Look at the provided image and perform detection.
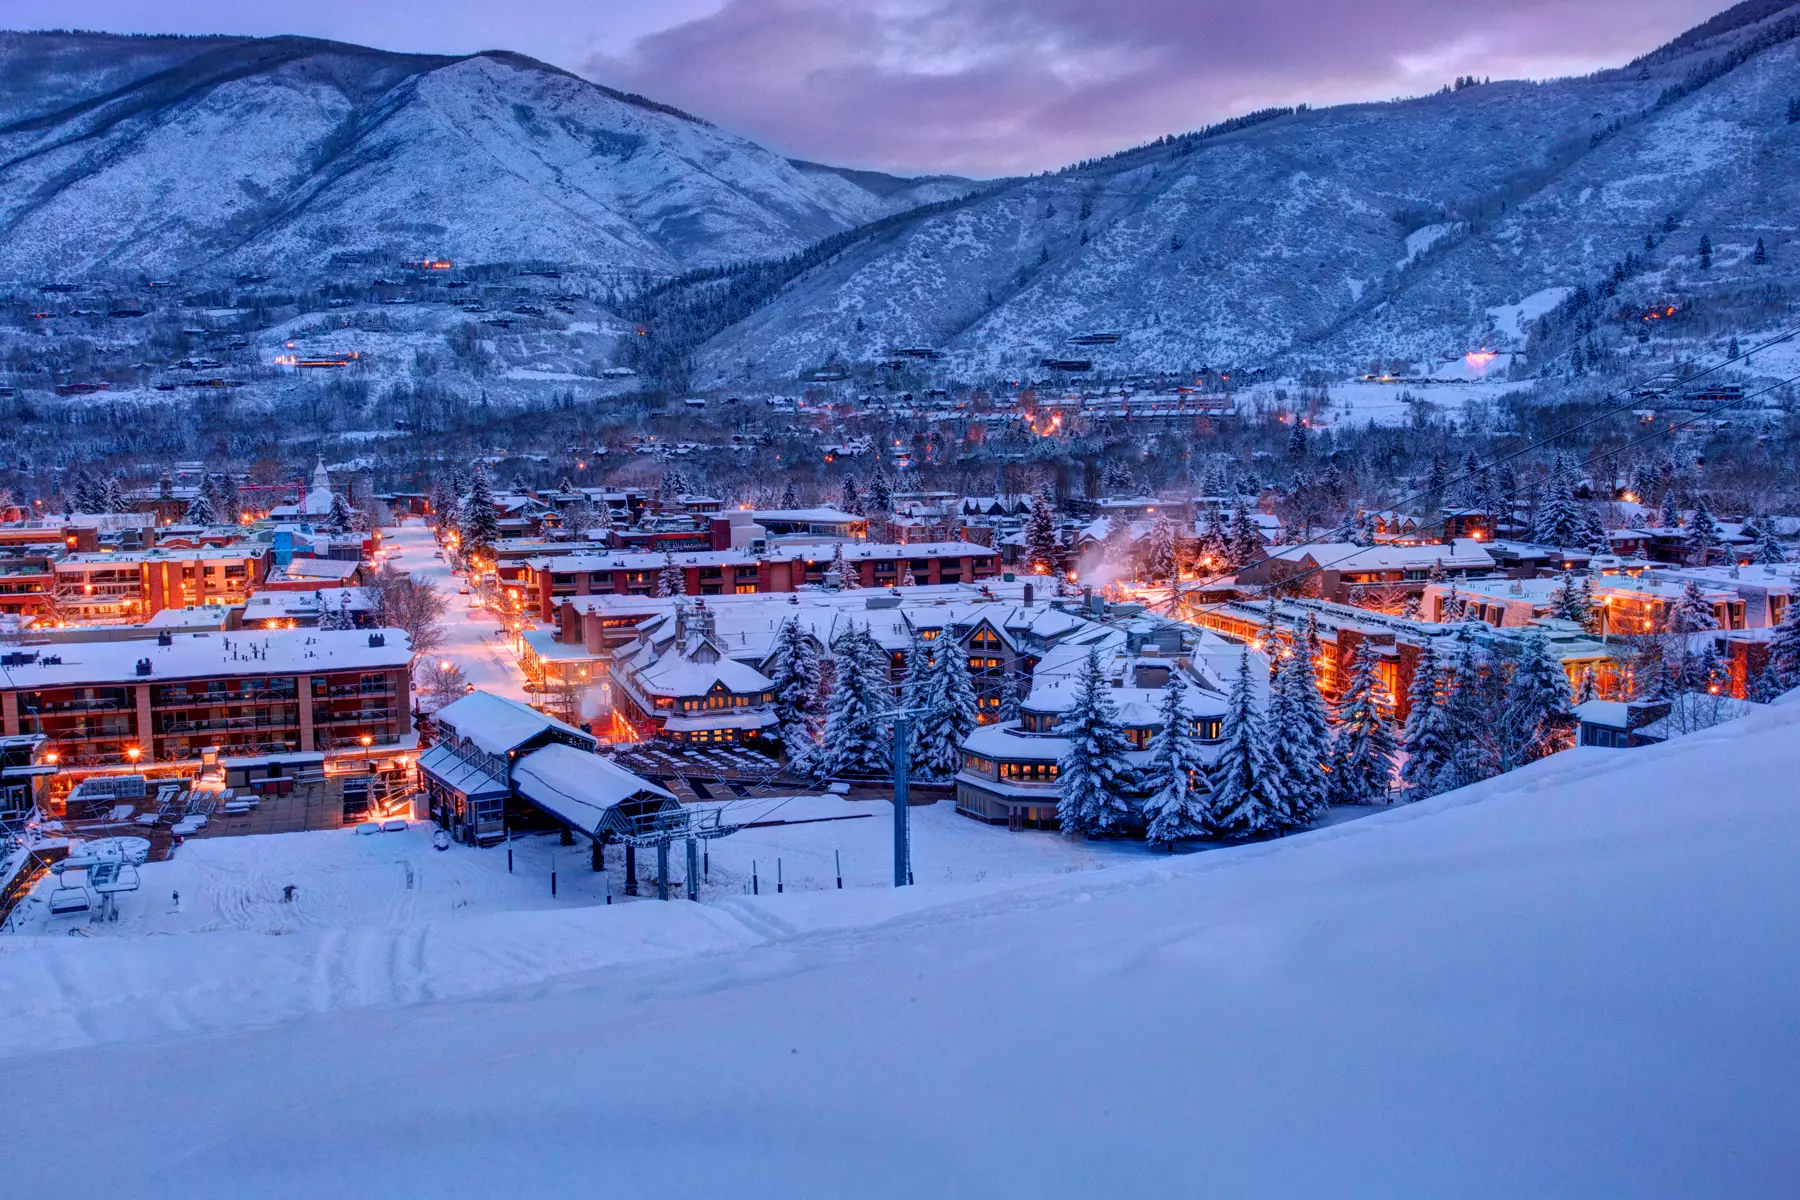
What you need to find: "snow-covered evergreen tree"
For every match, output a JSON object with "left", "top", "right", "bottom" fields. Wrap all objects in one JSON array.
[
  {"left": 1330, "top": 643, "right": 1397, "bottom": 804},
  {"left": 1023, "top": 496, "right": 1060, "bottom": 575},
  {"left": 1752, "top": 518, "right": 1785, "bottom": 565},
  {"left": 767, "top": 617, "right": 822, "bottom": 764},
  {"left": 1398, "top": 642, "right": 1451, "bottom": 798},
  {"left": 183, "top": 491, "right": 217, "bottom": 525},
  {"left": 1500, "top": 633, "right": 1572, "bottom": 770},
  {"left": 1265, "top": 650, "right": 1328, "bottom": 829},
  {"left": 839, "top": 477, "right": 862, "bottom": 515},
  {"left": 1279, "top": 618, "right": 1334, "bottom": 822},
  {"left": 459, "top": 467, "right": 499, "bottom": 557},
  {"left": 780, "top": 483, "right": 799, "bottom": 509},
  {"left": 324, "top": 491, "right": 356, "bottom": 534},
  {"left": 816, "top": 625, "right": 892, "bottom": 778},
  {"left": 1768, "top": 600, "right": 1800, "bottom": 690},
  {"left": 1665, "top": 579, "right": 1720, "bottom": 634},
  {"left": 1229, "top": 502, "right": 1263, "bottom": 568},
  {"left": 1547, "top": 570, "right": 1592, "bottom": 626},
  {"left": 867, "top": 469, "right": 893, "bottom": 514},
  {"left": 656, "top": 552, "right": 686, "bottom": 598},
  {"left": 1055, "top": 648, "right": 1136, "bottom": 836},
  {"left": 1658, "top": 488, "right": 1681, "bottom": 529},
  {"left": 99, "top": 475, "right": 127, "bottom": 515},
  {"left": 1686, "top": 498, "right": 1721, "bottom": 564},
  {"left": 828, "top": 542, "right": 862, "bottom": 589},
  {"left": 1204, "top": 650, "right": 1278, "bottom": 839},
  {"left": 1435, "top": 646, "right": 1500, "bottom": 792},
  {"left": 428, "top": 478, "right": 456, "bottom": 533},
  {"left": 1144, "top": 515, "right": 1177, "bottom": 582},
  {"left": 1143, "top": 672, "right": 1212, "bottom": 846},
  {"left": 913, "top": 633, "right": 978, "bottom": 781},
  {"left": 318, "top": 592, "right": 357, "bottom": 631},
  {"left": 1530, "top": 456, "right": 1582, "bottom": 547}
]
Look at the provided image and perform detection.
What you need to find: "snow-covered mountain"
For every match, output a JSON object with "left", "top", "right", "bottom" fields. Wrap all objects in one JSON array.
[
  {"left": 682, "top": 0, "right": 1800, "bottom": 382},
  {"left": 0, "top": 32, "right": 968, "bottom": 281}
]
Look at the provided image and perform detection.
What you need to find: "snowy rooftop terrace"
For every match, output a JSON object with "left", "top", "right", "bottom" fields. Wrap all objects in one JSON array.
[{"left": 0, "top": 627, "right": 413, "bottom": 688}]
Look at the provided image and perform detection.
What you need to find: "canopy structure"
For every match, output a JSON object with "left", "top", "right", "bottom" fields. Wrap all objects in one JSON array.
[{"left": 511, "top": 743, "right": 683, "bottom": 842}]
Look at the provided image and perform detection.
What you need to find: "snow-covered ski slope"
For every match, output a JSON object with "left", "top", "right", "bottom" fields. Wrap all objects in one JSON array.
[{"left": 3, "top": 688, "right": 1798, "bottom": 1194}]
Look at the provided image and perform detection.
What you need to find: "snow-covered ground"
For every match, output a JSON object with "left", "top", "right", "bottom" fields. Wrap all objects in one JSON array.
[
  {"left": 383, "top": 520, "right": 529, "bottom": 702},
  {"left": 3, "top": 693, "right": 1798, "bottom": 1192}
]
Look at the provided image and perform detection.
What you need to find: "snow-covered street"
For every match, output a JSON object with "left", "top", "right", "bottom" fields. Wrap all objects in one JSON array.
[{"left": 382, "top": 519, "right": 530, "bottom": 702}]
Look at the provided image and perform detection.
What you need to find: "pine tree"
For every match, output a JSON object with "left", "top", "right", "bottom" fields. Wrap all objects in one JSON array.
[
  {"left": 100, "top": 475, "right": 127, "bottom": 514},
  {"left": 1500, "top": 634, "right": 1572, "bottom": 770},
  {"left": 183, "top": 491, "right": 217, "bottom": 525},
  {"left": 1659, "top": 488, "right": 1682, "bottom": 529},
  {"left": 1229, "top": 502, "right": 1263, "bottom": 568},
  {"left": 839, "top": 477, "right": 862, "bottom": 515},
  {"left": 1575, "top": 666, "right": 1599, "bottom": 704},
  {"left": 1698, "top": 232, "right": 1712, "bottom": 269},
  {"left": 913, "top": 633, "right": 978, "bottom": 781},
  {"left": 1685, "top": 498, "right": 1721, "bottom": 564},
  {"left": 817, "top": 625, "right": 892, "bottom": 779},
  {"left": 828, "top": 542, "right": 862, "bottom": 590},
  {"left": 318, "top": 591, "right": 357, "bottom": 631},
  {"left": 1665, "top": 579, "right": 1719, "bottom": 634},
  {"left": 1144, "top": 515, "right": 1177, "bottom": 582},
  {"left": 1530, "top": 456, "right": 1582, "bottom": 547},
  {"left": 429, "top": 478, "right": 456, "bottom": 533},
  {"left": 1023, "top": 495, "right": 1060, "bottom": 575},
  {"left": 1144, "top": 672, "right": 1212, "bottom": 846},
  {"left": 1435, "top": 646, "right": 1500, "bottom": 792},
  {"left": 205, "top": 472, "right": 239, "bottom": 523},
  {"left": 767, "top": 617, "right": 822, "bottom": 763},
  {"left": 867, "top": 469, "right": 894, "bottom": 514},
  {"left": 1055, "top": 649, "right": 1136, "bottom": 836},
  {"left": 1751, "top": 518, "right": 1785, "bottom": 564},
  {"left": 1547, "top": 570, "right": 1592, "bottom": 626},
  {"left": 1330, "top": 644, "right": 1397, "bottom": 804},
  {"left": 459, "top": 467, "right": 500, "bottom": 558},
  {"left": 1204, "top": 650, "right": 1278, "bottom": 838},
  {"left": 1754, "top": 236, "right": 1767, "bottom": 265},
  {"left": 1769, "top": 601, "right": 1800, "bottom": 691},
  {"left": 325, "top": 492, "right": 356, "bottom": 535},
  {"left": 780, "top": 483, "right": 799, "bottom": 508},
  {"left": 1398, "top": 643, "right": 1451, "bottom": 798},
  {"left": 656, "top": 552, "right": 686, "bottom": 598},
  {"left": 1266, "top": 649, "right": 1329, "bottom": 829}
]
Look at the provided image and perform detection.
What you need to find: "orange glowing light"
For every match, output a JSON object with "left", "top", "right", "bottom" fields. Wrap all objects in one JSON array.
[
  {"left": 44, "top": 751, "right": 59, "bottom": 765},
  {"left": 125, "top": 746, "right": 141, "bottom": 762}
]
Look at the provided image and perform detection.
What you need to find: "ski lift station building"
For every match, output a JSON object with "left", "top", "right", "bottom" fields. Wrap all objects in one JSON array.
[{"left": 419, "top": 690, "right": 679, "bottom": 848}]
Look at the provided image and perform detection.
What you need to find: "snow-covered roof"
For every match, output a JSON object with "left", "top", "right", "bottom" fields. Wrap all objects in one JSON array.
[
  {"left": 416, "top": 742, "right": 508, "bottom": 798},
  {"left": 0, "top": 627, "right": 411, "bottom": 688},
  {"left": 634, "top": 652, "right": 773, "bottom": 699},
  {"left": 1263, "top": 540, "right": 1493, "bottom": 571},
  {"left": 433, "top": 691, "right": 594, "bottom": 756},
  {"left": 273, "top": 557, "right": 361, "bottom": 582},
  {"left": 512, "top": 743, "right": 677, "bottom": 836}
]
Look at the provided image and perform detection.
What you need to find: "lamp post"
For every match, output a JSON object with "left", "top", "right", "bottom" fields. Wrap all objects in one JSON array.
[{"left": 360, "top": 733, "right": 373, "bottom": 775}]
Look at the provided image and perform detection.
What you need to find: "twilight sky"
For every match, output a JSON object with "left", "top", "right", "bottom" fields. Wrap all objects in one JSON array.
[{"left": 18, "top": 0, "right": 1729, "bottom": 176}]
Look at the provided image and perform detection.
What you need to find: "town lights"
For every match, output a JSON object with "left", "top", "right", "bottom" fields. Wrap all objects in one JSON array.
[
  {"left": 44, "top": 751, "right": 58, "bottom": 765},
  {"left": 125, "top": 746, "right": 141, "bottom": 762}
]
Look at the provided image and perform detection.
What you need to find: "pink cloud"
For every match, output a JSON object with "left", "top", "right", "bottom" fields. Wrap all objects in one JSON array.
[{"left": 586, "top": 0, "right": 1725, "bottom": 176}]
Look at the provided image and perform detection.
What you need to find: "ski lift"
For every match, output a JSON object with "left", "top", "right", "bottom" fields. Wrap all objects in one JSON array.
[
  {"left": 47, "top": 876, "right": 91, "bottom": 916},
  {"left": 88, "top": 858, "right": 140, "bottom": 923}
]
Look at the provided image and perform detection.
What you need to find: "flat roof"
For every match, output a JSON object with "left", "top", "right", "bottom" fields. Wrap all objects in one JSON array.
[{"left": 0, "top": 627, "right": 413, "bottom": 689}]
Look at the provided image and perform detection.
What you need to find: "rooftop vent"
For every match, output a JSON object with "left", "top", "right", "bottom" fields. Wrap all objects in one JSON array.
[
  {"left": 368, "top": 633, "right": 386, "bottom": 647},
  {"left": 134, "top": 658, "right": 153, "bottom": 676}
]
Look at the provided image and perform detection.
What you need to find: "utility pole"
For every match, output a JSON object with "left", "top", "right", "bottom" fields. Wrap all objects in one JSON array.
[
  {"left": 893, "top": 713, "right": 911, "bottom": 887},
  {"left": 686, "top": 837, "right": 698, "bottom": 901}
]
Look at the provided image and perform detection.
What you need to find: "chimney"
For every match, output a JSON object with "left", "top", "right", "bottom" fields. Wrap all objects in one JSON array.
[{"left": 1022, "top": 582, "right": 1035, "bottom": 607}]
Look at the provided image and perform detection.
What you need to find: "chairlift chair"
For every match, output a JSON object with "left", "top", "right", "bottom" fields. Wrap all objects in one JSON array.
[{"left": 47, "top": 877, "right": 92, "bottom": 916}]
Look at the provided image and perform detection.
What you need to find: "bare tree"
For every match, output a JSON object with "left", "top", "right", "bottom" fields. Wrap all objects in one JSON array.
[
  {"left": 366, "top": 563, "right": 447, "bottom": 656},
  {"left": 418, "top": 658, "right": 468, "bottom": 712}
]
